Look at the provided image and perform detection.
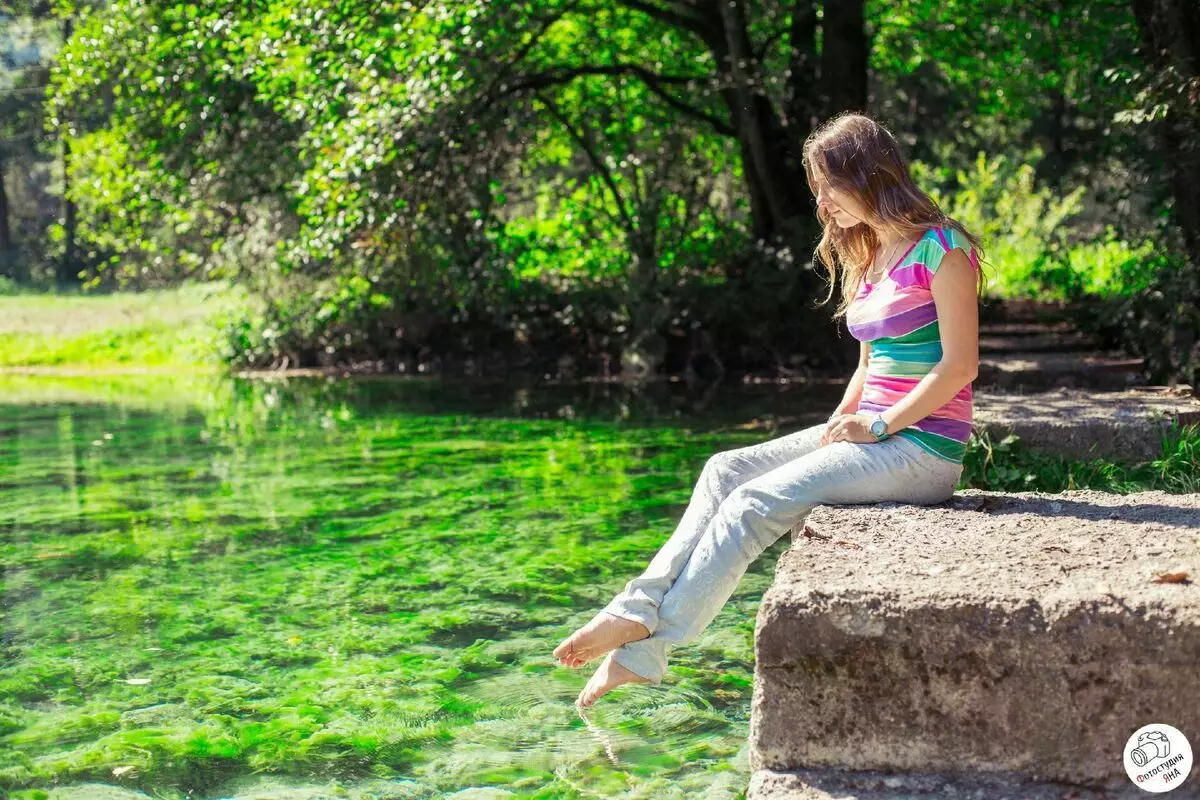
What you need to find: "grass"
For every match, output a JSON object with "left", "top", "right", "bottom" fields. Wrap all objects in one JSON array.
[
  {"left": 962, "top": 424, "right": 1200, "bottom": 494},
  {"left": 0, "top": 283, "right": 250, "bottom": 370}
]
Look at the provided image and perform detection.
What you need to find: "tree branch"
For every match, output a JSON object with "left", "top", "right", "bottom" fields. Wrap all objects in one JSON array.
[
  {"left": 504, "top": 64, "right": 734, "bottom": 136},
  {"left": 481, "top": 2, "right": 580, "bottom": 99},
  {"left": 536, "top": 92, "right": 638, "bottom": 237},
  {"left": 754, "top": 25, "right": 789, "bottom": 61},
  {"left": 616, "top": 0, "right": 712, "bottom": 37}
]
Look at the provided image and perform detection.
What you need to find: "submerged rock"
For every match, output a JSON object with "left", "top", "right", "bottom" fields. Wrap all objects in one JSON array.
[
  {"left": 48, "top": 785, "right": 155, "bottom": 800},
  {"left": 118, "top": 703, "right": 196, "bottom": 728},
  {"left": 444, "top": 789, "right": 515, "bottom": 799},
  {"left": 206, "top": 774, "right": 430, "bottom": 800}
]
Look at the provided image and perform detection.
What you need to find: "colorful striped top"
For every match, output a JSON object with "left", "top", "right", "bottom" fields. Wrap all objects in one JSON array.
[{"left": 845, "top": 225, "right": 981, "bottom": 463}]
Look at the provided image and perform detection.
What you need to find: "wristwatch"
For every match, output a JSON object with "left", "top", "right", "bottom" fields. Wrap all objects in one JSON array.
[{"left": 868, "top": 413, "right": 890, "bottom": 441}]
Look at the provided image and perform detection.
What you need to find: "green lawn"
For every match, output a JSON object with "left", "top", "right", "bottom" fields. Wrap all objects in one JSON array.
[{"left": 0, "top": 284, "right": 247, "bottom": 370}]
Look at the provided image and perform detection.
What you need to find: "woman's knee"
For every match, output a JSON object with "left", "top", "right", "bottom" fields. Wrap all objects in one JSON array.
[
  {"left": 719, "top": 483, "right": 800, "bottom": 546},
  {"left": 702, "top": 450, "right": 739, "bottom": 488}
]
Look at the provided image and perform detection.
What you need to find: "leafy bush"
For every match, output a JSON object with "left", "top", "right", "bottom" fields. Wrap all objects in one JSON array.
[
  {"left": 963, "top": 424, "right": 1200, "bottom": 494},
  {"left": 911, "top": 148, "right": 1087, "bottom": 299},
  {"left": 1070, "top": 244, "right": 1200, "bottom": 388}
]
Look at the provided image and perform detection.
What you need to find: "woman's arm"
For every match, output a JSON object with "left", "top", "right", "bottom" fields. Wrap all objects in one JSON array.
[
  {"left": 832, "top": 342, "right": 871, "bottom": 416},
  {"left": 825, "top": 247, "right": 978, "bottom": 444},
  {"left": 877, "top": 248, "right": 979, "bottom": 433},
  {"left": 820, "top": 342, "right": 870, "bottom": 446}
]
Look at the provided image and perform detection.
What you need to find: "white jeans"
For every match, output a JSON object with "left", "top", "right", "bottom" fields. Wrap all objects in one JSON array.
[{"left": 604, "top": 422, "right": 964, "bottom": 682}]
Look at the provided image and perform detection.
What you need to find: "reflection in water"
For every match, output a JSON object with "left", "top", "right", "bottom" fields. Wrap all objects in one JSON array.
[{"left": 0, "top": 374, "right": 840, "bottom": 799}]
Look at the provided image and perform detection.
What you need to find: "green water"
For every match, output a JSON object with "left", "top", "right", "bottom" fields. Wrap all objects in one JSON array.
[{"left": 0, "top": 374, "right": 842, "bottom": 800}]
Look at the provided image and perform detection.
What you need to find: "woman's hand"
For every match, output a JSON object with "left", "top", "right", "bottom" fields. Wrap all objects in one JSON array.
[
  {"left": 820, "top": 413, "right": 845, "bottom": 446},
  {"left": 820, "top": 412, "right": 878, "bottom": 445}
]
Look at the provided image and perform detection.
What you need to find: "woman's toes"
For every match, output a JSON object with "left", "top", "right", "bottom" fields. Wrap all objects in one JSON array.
[
  {"left": 552, "top": 637, "right": 575, "bottom": 664},
  {"left": 553, "top": 635, "right": 589, "bottom": 668},
  {"left": 576, "top": 653, "right": 650, "bottom": 708}
]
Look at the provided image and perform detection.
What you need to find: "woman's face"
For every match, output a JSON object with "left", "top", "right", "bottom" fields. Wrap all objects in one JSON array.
[{"left": 814, "top": 179, "right": 868, "bottom": 228}]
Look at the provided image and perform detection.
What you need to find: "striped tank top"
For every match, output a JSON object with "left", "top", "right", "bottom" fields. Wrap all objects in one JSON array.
[{"left": 845, "top": 225, "right": 981, "bottom": 463}]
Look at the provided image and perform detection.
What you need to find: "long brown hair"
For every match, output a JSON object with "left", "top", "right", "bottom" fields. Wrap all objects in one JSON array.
[{"left": 802, "top": 111, "right": 989, "bottom": 320}]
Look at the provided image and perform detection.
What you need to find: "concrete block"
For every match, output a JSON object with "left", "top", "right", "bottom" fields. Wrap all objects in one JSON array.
[
  {"left": 751, "top": 490, "right": 1200, "bottom": 794},
  {"left": 974, "top": 386, "right": 1200, "bottom": 461}
]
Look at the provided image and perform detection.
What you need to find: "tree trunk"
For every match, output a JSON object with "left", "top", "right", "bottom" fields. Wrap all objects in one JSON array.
[
  {"left": 707, "top": 0, "right": 815, "bottom": 247},
  {"left": 0, "top": 153, "right": 11, "bottom": 255},
  {"left": 786, "top": 0, "right": 821, "bottom": 131},
  {"left": 59, "top": 133, "right": 78, "bottom": 284},
  {"left": 672, "top": 0, "right": 866, "bottom": 252},
  {"left": 819, "top": 0, "right": 869, "bottom": 118},
  {"left": 57, "top": 14, "right": 79, "bottom": 285},
  {"left": 1130, "top": 0, "right": 1200, "bottom": 266}
]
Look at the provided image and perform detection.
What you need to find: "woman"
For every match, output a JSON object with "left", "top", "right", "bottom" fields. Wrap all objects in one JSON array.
[{"left": 553, "top": 111, "right": 987, "bottom": 708}]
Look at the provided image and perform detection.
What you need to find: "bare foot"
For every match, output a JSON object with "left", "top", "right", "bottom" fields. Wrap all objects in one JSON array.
[
  {"left": 577, "top": 652, "right": 651, "bottom": 708},
  {"left": 553, "top": 611, "right": 650, "bottom": 668}
]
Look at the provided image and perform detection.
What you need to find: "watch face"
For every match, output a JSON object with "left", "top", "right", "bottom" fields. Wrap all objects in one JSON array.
[{"left": 871, "top": 419, "right": 886, "bottom": 435}]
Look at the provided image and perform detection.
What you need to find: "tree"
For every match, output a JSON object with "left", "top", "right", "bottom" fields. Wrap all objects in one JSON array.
[
  {"left": 0, "top": 2, "right": 54, "bottom": 279},
  {"left": 1128, "top": 0, "right": 1200, "bottom": 266}
]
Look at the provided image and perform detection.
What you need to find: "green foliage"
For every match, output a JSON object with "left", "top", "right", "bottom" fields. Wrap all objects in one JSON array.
[
  {"left": 872, "top": 0, "right": 1141, "bottom": 125},
  {"left": 912, "top": 148, "right": 1175, "bottom": 309},
  {"left": 47, "top": 0, "right": 768, "bottom": 369},
  {"left": 962, "top": 424, "right": 1200, "bottom": 493},
  {"left": 1042, "top": 227, "right": 1158, "bottom": 299},
  {"left": 1069, "top": 244, "right": 1200, "bottom": 388},
  {"left": 913, "top": 149, "right": 1087, "bottom": 299},
  {"left": 29, "top": 0, "right": 1196, "bottom": 379}
]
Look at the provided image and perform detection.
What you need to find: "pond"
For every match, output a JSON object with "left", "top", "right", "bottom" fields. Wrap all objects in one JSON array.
[{"left": 0, "top": 372, "right": 846, "bottom": 800}]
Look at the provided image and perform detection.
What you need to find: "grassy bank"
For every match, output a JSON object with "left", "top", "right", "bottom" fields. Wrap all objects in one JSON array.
[
  {"left": 962, "top": 426, "right": 1200, "bottom": 494},
  {"left": 0, "top": 284, "right": 248, "bottom": 370}
]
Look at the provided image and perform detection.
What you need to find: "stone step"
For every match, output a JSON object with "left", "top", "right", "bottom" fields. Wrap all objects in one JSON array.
[
  {"left": 974, "top": 385, "right": 1200, "bottom": 461},
  {"left": 978, "top": 331, "right": 1102, "bottom": 354},
  {"left": 750, "top": 490, "right": 1200, "bottom": 797},
  {"left": 980, "top": 298, "right": 1073, "bottom": 325},
  {"left": 979, "top": 321, "right": 1077, "bottom": 337},
  {"left": 976, "top": 352, "right": 1146, "bottom": 392}
]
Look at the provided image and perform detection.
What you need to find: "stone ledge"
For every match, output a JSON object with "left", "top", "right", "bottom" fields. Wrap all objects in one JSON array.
[
  {"left": 979, "top": 322, "right": 1077, "bottom": 336},
  {"left": 974, "top": 386, "right": 1200, "bottom": 461},
  {"left": 751, "top": 490, "right": 1199, "bottom": 791},
  {"left": 977, "top": 351, "right": 1145, "bottom": 391},
  {"left": 979, "top": 331, "right": 1101, "bottom": 353}
]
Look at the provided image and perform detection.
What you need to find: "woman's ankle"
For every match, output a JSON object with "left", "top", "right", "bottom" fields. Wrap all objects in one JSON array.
[{"left": 601, "top": 608, "right": 654, "bottom": 639}]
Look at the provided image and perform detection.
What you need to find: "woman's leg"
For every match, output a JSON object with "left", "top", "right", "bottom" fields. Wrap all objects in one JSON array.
[
  {"left": 554, "top": 423, "right": 828, "bottom": 667},
  {"left": 579, "top": 434, "right": 962, "bottom": 706},
  {"left": 605, "top": 422, "right": 829, "bottom": 629}
]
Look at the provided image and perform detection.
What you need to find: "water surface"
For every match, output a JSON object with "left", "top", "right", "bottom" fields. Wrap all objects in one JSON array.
[{"left": 0, "top": 374, "right": 840, "bottom": 799}]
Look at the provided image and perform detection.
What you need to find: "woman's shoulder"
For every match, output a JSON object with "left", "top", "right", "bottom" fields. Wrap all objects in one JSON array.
[
  {"left": 918, "top": 224, "right": 976, "bottom": 273},
  {"left": 918, "top": 223, "right": 969, "bottom": 250},
  {"left": 916, "top": 226, "right": 974, "bottom": 263}
]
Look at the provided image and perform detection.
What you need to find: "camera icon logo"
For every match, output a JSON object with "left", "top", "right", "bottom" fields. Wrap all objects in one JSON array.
[{"left": 1124, "top": 724, "right": 1193, "bottom": 793}]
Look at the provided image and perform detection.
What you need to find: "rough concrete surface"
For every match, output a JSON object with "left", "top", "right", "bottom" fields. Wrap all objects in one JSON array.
[
  {"left": 974, "top": 386, "right": 1200, "bottom": 461},
  {"left": 748, "top": 766, "right": 1200, "bottom": 799},
  {"left": 751, "top": 490, "right": 1199, "bottom": 794}
]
